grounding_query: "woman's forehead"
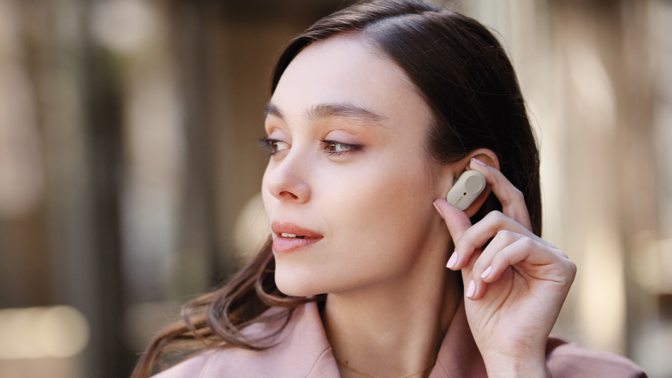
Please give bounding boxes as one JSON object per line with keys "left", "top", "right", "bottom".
{"left": 270, "top": 34, "right": 429, "bottom": 125}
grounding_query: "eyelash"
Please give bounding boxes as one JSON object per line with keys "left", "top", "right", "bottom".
{"left": 257, "top": 137, "right": 362, "bottom": 157}
{"left": 258, "top": 137, "right": 286, "bottom": 157}
{"left": 320, "top": 139, "right": 363, "bottom": 156}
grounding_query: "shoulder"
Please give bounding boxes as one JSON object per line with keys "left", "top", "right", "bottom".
{"left": 546, "top": 335, "right": 647, "bottom": 378}
{"left": 150, "top": 351, "right": 213, "bottom": 378}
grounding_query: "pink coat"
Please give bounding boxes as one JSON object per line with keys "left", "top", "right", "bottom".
{"left": 152, "top": 299, "right": 646, "bottom": 378}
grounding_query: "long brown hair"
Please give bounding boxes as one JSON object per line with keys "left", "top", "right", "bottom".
{"left": 131, "top": 0, "right": 541, "bottom": 376}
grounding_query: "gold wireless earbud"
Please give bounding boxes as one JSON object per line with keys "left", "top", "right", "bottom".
{"left": 446, "top": 170, "right": 486, "bottom": 210}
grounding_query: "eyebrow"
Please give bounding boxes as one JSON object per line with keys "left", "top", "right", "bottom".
{"left": 265, "top": 102, "right": 388, "bottom": 127}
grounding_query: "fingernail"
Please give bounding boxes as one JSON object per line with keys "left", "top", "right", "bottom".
{"left": 446, "top": 252, "right": 458, "bottom": 269}
{"left": 481, "top": 266, "right": 492, "bottom": 279}
{"left": 466, "top": 280, "right": 476, "bottom": 298}
{"left": 472, "top": 158, "right": 487, "bottom": 167}
{"left": 433, "top": 201, "right": 445, "bottom": 219}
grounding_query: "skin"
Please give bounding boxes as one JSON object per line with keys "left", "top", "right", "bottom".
{"left": 262, "top": 34, "right": 576, "bottom": 378}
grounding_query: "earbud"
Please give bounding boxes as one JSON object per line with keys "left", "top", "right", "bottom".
{"left": 446, "top": 170, "right": 486, "bottom": 211}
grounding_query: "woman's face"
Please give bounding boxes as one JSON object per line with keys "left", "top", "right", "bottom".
{"left": 262, "top": 35, "right": 449, "bottom": 296}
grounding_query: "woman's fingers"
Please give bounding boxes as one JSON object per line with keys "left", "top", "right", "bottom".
{"left": 463, "top": 230, "right": 524, "bottom": 300}
{"left": 468, "top": 158, "right": 533, "bottom": 232}
{"left": 433, "top": 163, "right": 576, "bottom": 304}
{"left": 467, "top": 235, "right": 576, "bottom": 300}
{"left": 434, "top": 157, "right": 561, "bottom": 278}
{"left": 448, "top": 210, "right": 558, "bottom": 271}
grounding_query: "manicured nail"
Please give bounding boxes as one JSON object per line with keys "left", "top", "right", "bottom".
{"left": 481, "top": 266, "right": 492, "bottom": 279}
{"left": 466, "top": 280, "right": 476, "bottom": 298}
{"left": 433, "top": 201, "right": 445, "bottom": 219}
{"left": 446, "top": 252, "right": 458, "bottom": 269}
{"left": 472, "top": 158, "right": 487, "bottom": 167}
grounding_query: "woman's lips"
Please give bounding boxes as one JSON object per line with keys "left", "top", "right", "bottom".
{"left": 271, "top": 221, "right": 323, "bottom": 253}
{"left": 272, "top": 237, "right": 321, "bottom": 253}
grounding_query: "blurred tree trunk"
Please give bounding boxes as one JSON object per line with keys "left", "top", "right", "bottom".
{"left": 25, "top": 0, "right": 132, "bottom": 376}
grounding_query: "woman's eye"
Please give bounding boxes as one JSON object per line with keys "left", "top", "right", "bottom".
{"left": 258, "top": 137, "right": 290, "bottom": 157}
{"left": 320, "top": 139, "right": 361, "bottom": 156}
{"left": 259, "top": 137, "right": 361, "bottom": 158}
{"left": 272, "top": 140, "right": 290, "bottom": 152}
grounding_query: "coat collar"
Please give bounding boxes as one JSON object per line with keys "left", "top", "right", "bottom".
{"left": 236, "top": 297, "right": 487, "bottom": 378}
{"left": 184, "top": 298, "right": 578, "bottom": 378}
{"left": 157, "top": 297, "right": 644, "bottom": 378}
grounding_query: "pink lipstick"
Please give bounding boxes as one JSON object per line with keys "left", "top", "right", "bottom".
{"left": 271, "top": 221, "right": 323, "bottom": 253}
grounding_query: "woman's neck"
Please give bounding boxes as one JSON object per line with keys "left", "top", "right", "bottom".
{"left": 321, "top": 254, "right": 462, "bottom": 378}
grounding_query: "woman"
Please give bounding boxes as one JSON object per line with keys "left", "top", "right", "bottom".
{"left": 132, "top": 1, "right": 646, "bottom": 377}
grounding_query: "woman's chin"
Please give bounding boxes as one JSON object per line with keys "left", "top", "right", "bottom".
{"left": 275, "top": 277, "right": 320, "bottom": 297}
{"left": 274, "top": 268, "right": 325, "bottom": 297}
{"left": 274, "top": 268, "right": 359, "bottom": 297}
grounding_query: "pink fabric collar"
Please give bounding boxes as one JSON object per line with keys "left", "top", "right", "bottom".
{"left": 155, "top": 297, "right": 646, "bottom": 378}
{"left": 250, "top": 298, "right": 487, "bottom": 378}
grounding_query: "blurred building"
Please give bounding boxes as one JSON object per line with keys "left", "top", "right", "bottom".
{"left": 0, "top": 0, "right": 670, "bottom": 377}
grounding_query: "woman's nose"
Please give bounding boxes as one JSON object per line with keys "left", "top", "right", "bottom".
{"left": 265, "top": 154, "right": 311, "bottom": 204}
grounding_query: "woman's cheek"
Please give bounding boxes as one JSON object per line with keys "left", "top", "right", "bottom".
{"left": 325, "top": 161, "right": 432, "bottom": 265}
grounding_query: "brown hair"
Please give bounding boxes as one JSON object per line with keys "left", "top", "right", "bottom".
{"left": 131, "top": 0, "right": 541, "bottom": 376}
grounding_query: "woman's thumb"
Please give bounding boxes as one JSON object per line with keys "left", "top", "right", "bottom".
{"left": 433, "top": 198, "right": 472, "bottom": 244}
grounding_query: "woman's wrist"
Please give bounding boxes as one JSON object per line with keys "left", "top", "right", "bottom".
{"left": 483, "top": 352, "right": 551, "bottom": 378}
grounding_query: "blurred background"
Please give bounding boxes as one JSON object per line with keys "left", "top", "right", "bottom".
{"left": 0, "top": 0, "right": 670, "bottom": 377}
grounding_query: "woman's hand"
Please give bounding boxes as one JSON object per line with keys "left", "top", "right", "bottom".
{"left": 433, "top": 158, "right": 576, "bottom": 378}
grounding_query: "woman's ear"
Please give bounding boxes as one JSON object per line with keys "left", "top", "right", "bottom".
{"left": 439, "top": 149, "right": 499, "bottom": 218}
{"left": 469, "top": 150, "right": 500, "bottom": 171}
